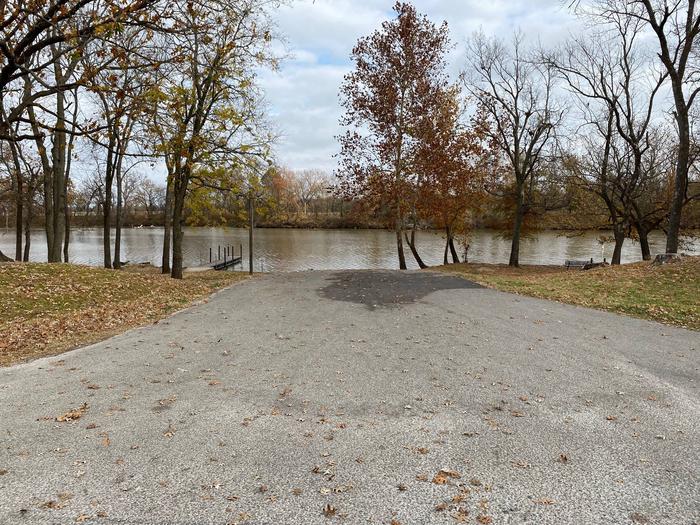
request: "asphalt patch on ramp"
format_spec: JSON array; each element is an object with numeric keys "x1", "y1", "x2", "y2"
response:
[{"x1": 319, "y1": 270, "x2": 481, "y2": 309}]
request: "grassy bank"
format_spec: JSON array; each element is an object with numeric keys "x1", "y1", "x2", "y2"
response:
[
  {"x1": 0, "y1": 263, "x2": 248, "y2": 366},
  {"x1": 437, "y1": 257, "x2": 699, "y2": 330}
]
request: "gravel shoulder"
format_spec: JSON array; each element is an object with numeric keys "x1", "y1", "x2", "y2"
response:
[{"x1": 0, "y1": 270, "x2": 698, "y2": 525}]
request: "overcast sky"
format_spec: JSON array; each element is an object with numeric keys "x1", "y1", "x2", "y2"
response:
[{"x1": 258, "y1": 0, "x2": 583, "y2": 172}]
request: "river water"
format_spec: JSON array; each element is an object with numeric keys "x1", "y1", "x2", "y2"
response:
[{"x1": 2, "y1": 227, "x2": 697, "y2": 271}]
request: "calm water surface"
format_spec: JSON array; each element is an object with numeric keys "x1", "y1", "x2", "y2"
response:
[{"x1": 1, "y1": 227, "x2": 696, "y2": 271}]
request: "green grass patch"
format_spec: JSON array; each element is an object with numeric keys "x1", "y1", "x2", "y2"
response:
[{"x1": 436, "y1": 257, "x2": 700, "y2": 330}]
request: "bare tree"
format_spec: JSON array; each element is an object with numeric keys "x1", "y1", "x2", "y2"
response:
[
  {"x1": 580, "y1": 0, "x2": 700, "y2": 253},
  {"x1": 548, "y1": 14, "x2": 668, "y2": 259},
  {"x1": 292, "y1": 169, "x2": 329, "y2": 216},
  {"x1": 464, "y1": 31, "x2": 563, "y2": 267}
]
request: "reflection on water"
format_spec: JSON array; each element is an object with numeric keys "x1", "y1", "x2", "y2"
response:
[{"x1": 0, "y1": 227, "x2": 696, "y2": 271}]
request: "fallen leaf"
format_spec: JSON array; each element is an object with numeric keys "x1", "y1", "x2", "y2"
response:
[
  {"x1": 534, "y1": 497, "x2": 555, "y2": 505},
  {"x1": 454, "y1": 508, "x2": 470, "y2": 522},
  {"x1": 322, "y1": 504, "x2": 336, "y2": 518},
  {"x1": 432, "y1": 469, "x2": 461, "y2": 485},
  {"x1": 56, "y1": 403, "x2": 89, "y2": 422},
  {"x1": 163, "y1": 423, "x2": 176, "y2": 438}
]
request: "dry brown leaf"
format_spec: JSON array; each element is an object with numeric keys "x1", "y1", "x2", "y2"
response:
[
  {"x1": 322, "y1": 504, "x2": 336, "y2": 518},
  {"x1": 56, "y1": 403, "x2": 89, "y2": 422},
  {"x1": 534, "y1": 497, "x2": 556, "y2": 505},
  {"x1": 432, "y1": 468, "x2": 461, "y2": 485}
]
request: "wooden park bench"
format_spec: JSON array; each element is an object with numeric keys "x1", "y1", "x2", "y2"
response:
[{"x1": 564, "y1": 259, "x2": 592, "y2": 269}]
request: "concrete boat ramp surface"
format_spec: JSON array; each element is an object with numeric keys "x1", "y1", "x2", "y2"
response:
[{"x1": 0, "y1": 270, "x2": 698, "y2": 524}]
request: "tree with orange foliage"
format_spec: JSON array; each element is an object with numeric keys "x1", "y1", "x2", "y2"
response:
[
  {"x1": 336, "y1": 2, "x2": 452, "y2": 269},
  {"x1": 414, "y1": 89, "x2": 491, "y2": 265}
]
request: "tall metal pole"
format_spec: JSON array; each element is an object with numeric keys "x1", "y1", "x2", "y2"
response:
[{"x1": 248, "y1": 194, "x2": 254, "y2": 275}]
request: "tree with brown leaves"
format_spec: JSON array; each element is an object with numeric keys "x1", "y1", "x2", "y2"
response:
[
  {"x1": 336, "y1": 2, "x2": 452, "y2": 269},
  {"x1": 415, "y1": 90, "x2": 490, "y2": 265}
]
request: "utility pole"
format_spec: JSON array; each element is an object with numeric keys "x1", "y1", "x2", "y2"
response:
[{"x1": 248, "y1": 194, "x2": 254, "y2": 275}]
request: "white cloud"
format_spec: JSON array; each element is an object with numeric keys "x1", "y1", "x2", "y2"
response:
[{"x1": 261, "y1": 0, "x2": 583, "y2": 171}]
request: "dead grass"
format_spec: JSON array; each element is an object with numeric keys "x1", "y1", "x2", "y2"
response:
[
  {"x1": 436, "y1": 257, "x2": 700, "y2": 331},
  {"x1": 0, "y1": 263, "x2": 249, "y2": 366}
]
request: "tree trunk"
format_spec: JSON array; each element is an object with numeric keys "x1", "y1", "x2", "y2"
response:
[
  {"x1": 63, "y1": 120, "x2": 75, "y2": 264},
  {"x1": 612, "y1": 225, "x2": 625, "y2": 265},
  {"x1": 50, "y1": 89, "x2": 67, "y2": 263},
  {"x1": 0, "y1": 248, "x2": 12, "y2": 262},
  {"x1": 637, "y1": 224, "x2": 652, "y2": 261},
  {"x1": 113, "y1": 181, "x2": 122, "y2": 269},
  {"x1": 103, "y1": 146, "x2": 114, "y2": 269},
  {"x1": 63, "y1": 199, "x2": 70, "y2": 263},
  {"x1": 443, "y1": 237, "x2": 449, "y2": 265},
  {"x1": 170, "y1": 173, "x2": 187, "y2": 280},
  {"x1": 113, "y1": 159, "x2": 124, "y2": 270},
  {"x1": 448, "y1": 237, "x2": 460, "y2": 264},
  {"x1": 43, "y1": 163, "x2": 55, "y2": 262},
  {"x1": 14, "y1": 176, "x2": 22, "y2": 261},
  {"x1": 665, "y1": 112, "x2": 689, "y2": 254},
  {"x1": 395, "y1": 218, "x2": 407, "y2": 270},
  {"x1": 23, "y1": 203, "x2": 32, "y2": 262},
  {"x1": 509, "y1": 186, "x2": 525, "y2": 267},
  {"x1": 161, "y1": 173, "x2": 173, "y2": 274},
  {"x1": 404, "y1": 228, "x2": 427, "y2": 269}
]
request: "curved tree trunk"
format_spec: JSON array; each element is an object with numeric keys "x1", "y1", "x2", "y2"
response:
[
  {"x1": 448, "y1": 237, "x2": 460, "y2": 264},
  {"x1": 0, "y1": 248, "x2": 12, "y2": 262},
  {"x1": 404, "y1": 228, "x2": 427, "y2": 269}
]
